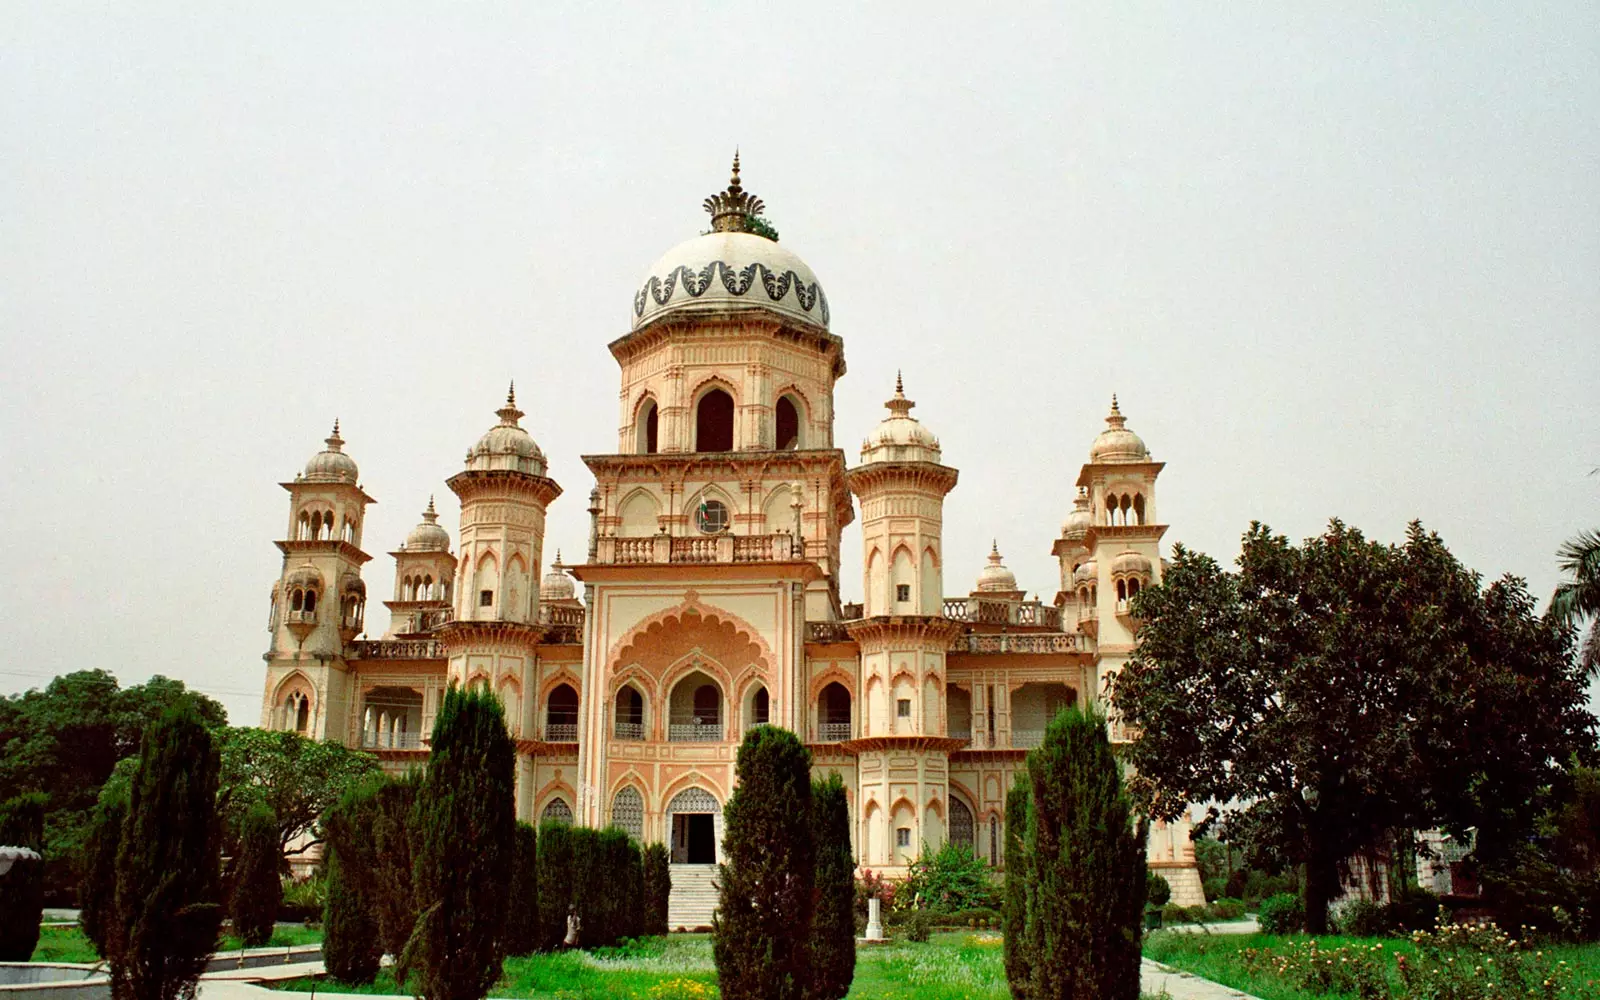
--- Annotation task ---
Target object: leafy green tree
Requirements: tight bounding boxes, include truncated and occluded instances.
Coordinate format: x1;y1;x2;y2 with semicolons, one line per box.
1552;528;1600;672
79;788;127;957
229;801;280;947
641;842;671;937
903;840;997;913
536;820;574;951
0;792;47;960
402;685;515;1000
1002;775;1032;999
505;822;540;956
322;843;381;983
713;726;814;1000
1113;520;1594;932
216;728;379;857
1023;707;1147;1000
807;773;855;1000
108;698;223;1000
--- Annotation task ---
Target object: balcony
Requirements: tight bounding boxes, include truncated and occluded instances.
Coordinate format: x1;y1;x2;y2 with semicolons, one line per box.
818;722;852;742
362;732;425;750
668;720;723;742
1012;730;1045;749
613;722;645;741
595;533;802;566
543;724;578;742
949;727;973;741
943;598;1061;630
955;633;1089;654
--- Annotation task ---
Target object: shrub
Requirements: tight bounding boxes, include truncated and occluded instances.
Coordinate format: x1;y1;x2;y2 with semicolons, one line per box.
642;843;671;937
1209;897;1246;920
902;840;1000;913
230;801;281;947
905;910;932;943
713;726;815;1000
1257;892;1305;934
280;874;326;922
323;843;381;982
0;791;47;962
808;773;855;1000
1001;774;1032;1000
536;821;574;950
403;685;516;1000
1338;897;1388;937
107;699;224;1000
79;791;126;957
1146;873;1172;908
1384;884;1441;933
1022;707;1146;1000
505;822;539;956
1202;875;1227;902
854;869;897;924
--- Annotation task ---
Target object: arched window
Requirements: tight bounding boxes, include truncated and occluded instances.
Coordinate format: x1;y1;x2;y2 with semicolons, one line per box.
668;671;723;742
695;388;734;452
1105;494;1118;525
540;798;573;826
749;686;769;729
694;685;720;723
286;691;310;733
818;682;852;742
303;589;317;614
949;797;975;851
990;816;1000;866
637;399;659;455
545;684;579;741
775;396;800;450
614;686;644;740
611;786;644;840
1133;493;1146;525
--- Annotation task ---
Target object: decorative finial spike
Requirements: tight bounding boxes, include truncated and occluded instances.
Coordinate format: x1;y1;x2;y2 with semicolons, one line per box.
704;152;763;233
992;539;999;555
554;548;562;564
895;370;904;394
332;418;340;435
1111;393;1119;411
507;380;516;406
426;495;436;513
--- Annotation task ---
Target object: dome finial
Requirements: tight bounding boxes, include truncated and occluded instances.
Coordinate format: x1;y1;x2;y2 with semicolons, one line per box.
326;419;344;451
704;152;765;234
895;370;904;396
496;383;524;426
1106;394;1127;429
423;496;438;522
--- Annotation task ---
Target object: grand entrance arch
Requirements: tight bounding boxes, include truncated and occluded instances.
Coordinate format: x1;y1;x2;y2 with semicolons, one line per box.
666;787;721;864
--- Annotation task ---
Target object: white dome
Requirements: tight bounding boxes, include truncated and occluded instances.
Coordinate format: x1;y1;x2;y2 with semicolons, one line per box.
301;421;359;484
1089;396;1150;464
631;156;828;332
465;385;547;475
975;542;1019;593
542;551;576;601
859;374;941;465
404;497;450;552
1060;490;1093;539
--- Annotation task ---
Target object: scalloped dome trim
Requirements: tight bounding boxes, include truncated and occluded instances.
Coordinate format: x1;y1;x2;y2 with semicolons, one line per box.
633;259;829;328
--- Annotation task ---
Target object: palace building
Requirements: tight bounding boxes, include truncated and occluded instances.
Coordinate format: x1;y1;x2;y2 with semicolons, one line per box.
258;157;1203;925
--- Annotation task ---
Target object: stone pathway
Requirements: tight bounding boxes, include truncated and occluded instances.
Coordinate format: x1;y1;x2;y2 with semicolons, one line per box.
1142;958;1264;1000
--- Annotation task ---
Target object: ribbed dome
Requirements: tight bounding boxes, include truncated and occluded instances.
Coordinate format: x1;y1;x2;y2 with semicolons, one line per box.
1060;490;1093;540
1089;396;1150;464
404;497;451;552
339;572;366;597
975;542;1019;593
301;421;359;484
860;374;941;465
542;551;576;601
1112;550;1154;578
631;156;828;331
1072;559;1099;587
465;384;547;475
285;562;323;591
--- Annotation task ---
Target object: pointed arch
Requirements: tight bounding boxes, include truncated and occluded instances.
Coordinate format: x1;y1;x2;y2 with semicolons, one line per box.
617;487;661;536
605;598;776;679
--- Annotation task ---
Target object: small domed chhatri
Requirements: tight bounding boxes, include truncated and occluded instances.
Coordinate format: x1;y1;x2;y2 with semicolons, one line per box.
1089;395;1151;464
542;551;576;602
632;154;828;332
1060;488;1093;539
859;373;942;465
301;420;359;484
975;541;1020;593
465;383;547;475
403;497;450;552
1112;550;1154;578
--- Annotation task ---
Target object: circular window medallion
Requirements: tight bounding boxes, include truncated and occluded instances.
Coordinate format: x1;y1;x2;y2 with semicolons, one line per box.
695;499;729;534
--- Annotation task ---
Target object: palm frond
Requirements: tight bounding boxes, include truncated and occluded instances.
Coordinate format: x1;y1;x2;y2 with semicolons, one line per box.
1556;529;1600;581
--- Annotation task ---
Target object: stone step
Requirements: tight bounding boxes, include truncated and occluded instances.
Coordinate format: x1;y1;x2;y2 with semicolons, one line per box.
666;864;720;930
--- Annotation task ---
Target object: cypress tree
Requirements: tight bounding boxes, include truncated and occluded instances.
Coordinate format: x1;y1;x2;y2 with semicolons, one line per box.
505;822;540;956
624;839;645;941
1024;707;1147;1000
369;769;420;959
322;843;382;983
1002;774;1033;999
230;801;281;947
402;685;516;1000
641;843;671;937
535;820;574;951
0;791;47;961
712;726;815;1000
108;699;223;1000
80;791;128;958
568;826;603;947
806;773;855;1000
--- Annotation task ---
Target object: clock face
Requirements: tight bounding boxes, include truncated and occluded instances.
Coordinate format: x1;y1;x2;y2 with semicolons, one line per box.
695;499;729;534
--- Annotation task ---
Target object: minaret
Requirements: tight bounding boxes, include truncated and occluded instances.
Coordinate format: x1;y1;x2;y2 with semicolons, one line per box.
260;421;374;741
1052;488;1094;629
384;497;457;637
438;385;562;821
846;374;963;869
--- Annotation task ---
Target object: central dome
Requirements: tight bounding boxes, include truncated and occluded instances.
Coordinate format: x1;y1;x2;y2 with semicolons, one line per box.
631;155;828;332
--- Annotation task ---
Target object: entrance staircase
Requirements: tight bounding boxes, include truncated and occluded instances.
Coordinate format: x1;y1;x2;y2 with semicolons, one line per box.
667;864;719;931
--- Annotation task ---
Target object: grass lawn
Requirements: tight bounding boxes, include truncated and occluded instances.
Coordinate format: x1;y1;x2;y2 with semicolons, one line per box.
277;932;1018;1000
29;923;324;965
1145;931;1600;1000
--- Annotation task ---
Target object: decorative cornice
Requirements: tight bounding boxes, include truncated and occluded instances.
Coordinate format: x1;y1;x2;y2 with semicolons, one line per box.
515;738;578;757
846;615;964;647
1075;461;1166;488
1081;523;1169;549
274;539;373;565
841;735;969;755
436;620;547;652
279;481;377;505
845;461;959;498
446;469;563;506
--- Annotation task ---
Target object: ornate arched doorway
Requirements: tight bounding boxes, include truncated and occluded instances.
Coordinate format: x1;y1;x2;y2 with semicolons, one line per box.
666;787;720;864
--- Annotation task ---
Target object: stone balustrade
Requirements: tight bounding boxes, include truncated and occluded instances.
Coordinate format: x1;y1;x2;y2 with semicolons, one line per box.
594;533;802;566
942;597;1061;630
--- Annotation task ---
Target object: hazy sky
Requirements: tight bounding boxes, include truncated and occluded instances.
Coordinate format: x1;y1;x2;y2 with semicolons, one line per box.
3;4;1597;725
